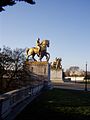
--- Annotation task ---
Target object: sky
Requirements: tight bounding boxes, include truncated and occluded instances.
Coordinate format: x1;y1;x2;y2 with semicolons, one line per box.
0;0;90;71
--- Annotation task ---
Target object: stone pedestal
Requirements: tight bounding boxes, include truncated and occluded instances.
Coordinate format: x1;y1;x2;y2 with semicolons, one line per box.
50;69;64;83
25;61;50;82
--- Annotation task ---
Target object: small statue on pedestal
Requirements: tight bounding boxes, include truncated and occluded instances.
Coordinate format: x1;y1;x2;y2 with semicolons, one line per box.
51;57;62;70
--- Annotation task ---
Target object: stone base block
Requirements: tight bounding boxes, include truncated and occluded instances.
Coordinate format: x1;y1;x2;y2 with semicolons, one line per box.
50;70;64;83
25;61;50;82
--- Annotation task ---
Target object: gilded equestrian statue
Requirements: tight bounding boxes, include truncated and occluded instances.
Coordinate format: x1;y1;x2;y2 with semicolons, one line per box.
26;40;50;62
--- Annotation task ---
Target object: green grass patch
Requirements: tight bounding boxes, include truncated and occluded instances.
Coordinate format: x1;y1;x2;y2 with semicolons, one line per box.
15;88;90;120
31;89;90;114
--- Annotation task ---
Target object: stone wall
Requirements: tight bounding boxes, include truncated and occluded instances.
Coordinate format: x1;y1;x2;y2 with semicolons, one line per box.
0;84;44;120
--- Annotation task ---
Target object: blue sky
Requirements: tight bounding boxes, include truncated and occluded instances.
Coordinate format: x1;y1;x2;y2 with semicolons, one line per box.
0;0;90;71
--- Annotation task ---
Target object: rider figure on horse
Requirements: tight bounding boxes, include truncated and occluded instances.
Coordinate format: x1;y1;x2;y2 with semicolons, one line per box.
36;38;41;56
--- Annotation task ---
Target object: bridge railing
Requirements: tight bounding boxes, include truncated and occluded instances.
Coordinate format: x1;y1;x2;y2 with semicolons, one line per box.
0;83;44;120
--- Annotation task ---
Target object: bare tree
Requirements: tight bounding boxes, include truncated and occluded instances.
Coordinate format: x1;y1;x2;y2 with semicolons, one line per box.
0;46;26;91
65;66;84;77
0;47;13;90
0;50;5;90
0;46;42;92
5;47;26;89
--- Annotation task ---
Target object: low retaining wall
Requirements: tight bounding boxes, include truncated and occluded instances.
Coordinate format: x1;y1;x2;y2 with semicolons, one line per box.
0;84;44;120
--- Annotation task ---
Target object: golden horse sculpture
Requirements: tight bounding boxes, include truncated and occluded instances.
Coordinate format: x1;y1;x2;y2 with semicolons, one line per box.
26;40;50;62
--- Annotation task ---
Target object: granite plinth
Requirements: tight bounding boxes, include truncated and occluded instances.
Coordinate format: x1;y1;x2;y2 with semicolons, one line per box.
25;61;50;82
50;69;64;83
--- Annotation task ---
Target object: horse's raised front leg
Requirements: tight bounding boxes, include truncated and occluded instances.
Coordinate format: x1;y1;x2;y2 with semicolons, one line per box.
46;52;50;62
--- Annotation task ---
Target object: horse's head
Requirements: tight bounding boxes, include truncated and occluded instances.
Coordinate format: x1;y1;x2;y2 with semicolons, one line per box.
41;40;50;47
47;40;50;47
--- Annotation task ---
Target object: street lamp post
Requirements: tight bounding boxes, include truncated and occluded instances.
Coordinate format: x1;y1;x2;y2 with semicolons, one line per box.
85;62;87;91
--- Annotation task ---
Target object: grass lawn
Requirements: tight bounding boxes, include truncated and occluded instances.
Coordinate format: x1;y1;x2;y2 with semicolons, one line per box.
15;88;90;120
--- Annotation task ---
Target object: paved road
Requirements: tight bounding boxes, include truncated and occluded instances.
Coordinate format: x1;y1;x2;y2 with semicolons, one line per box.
53;82;90;91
